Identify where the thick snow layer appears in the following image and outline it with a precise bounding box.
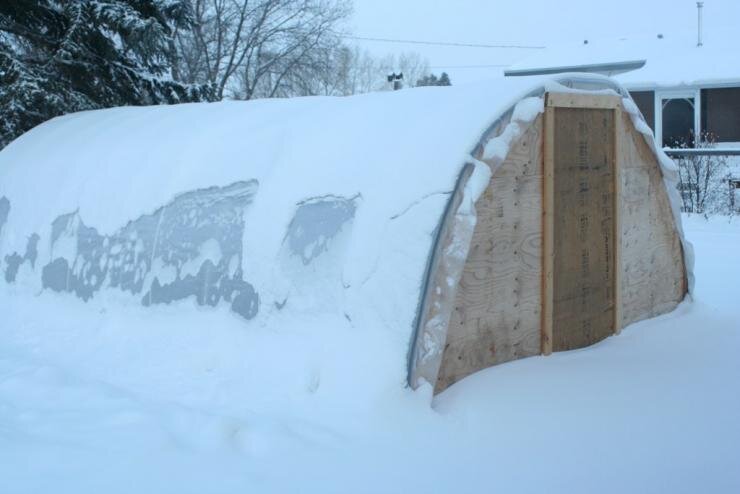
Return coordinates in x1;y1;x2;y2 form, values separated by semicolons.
0;76;568;349
0;215;737;493
508;30;740;89
0;79;553;248
482;96;544;162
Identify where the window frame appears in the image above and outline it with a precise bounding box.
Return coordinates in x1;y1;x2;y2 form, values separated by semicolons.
654;88;702;149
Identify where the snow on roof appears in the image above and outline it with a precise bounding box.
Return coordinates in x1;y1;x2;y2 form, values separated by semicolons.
0;77;547;349
0;78;559;249
507;31;740;90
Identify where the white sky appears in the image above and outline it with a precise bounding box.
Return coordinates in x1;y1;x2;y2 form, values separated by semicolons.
347;0;740;85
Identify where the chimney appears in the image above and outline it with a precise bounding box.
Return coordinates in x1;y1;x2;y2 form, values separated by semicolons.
697;2;704;47
387;72;403;91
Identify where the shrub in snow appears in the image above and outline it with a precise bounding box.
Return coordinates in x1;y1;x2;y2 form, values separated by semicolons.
673;132;733;215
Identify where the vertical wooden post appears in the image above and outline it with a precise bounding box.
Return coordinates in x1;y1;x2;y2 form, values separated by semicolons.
541;99;555;356
613;105;623;335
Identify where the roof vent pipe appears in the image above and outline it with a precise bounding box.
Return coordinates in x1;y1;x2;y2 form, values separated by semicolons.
697;2;704;47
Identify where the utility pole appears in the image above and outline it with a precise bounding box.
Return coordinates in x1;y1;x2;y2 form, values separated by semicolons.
697;2;704;47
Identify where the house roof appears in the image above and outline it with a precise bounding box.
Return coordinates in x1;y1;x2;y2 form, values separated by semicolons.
505;59;646;78
506;31;740;90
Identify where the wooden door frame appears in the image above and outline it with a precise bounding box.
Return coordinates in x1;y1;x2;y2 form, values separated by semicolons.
541;92;623;355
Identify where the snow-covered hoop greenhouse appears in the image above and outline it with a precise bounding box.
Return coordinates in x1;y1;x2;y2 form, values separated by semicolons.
0;74;692;393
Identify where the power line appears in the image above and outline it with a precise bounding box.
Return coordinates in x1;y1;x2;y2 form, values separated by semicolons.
339;34;545;50
429;64;510;69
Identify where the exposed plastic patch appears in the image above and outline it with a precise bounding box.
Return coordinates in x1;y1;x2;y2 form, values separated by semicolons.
0;197;8;232
31;181;260;319
4;234;38;283
284;196;357;265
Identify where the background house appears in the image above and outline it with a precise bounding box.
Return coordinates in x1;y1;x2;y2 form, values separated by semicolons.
506;29;740;213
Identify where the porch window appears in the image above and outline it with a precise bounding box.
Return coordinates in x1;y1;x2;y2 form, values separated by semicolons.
701;88;740;143
649;87;740;148
656;90;700;149
661;97;695;147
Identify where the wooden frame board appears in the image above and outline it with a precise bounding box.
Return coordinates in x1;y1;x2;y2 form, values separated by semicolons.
546;93;622;110
542;93;620;353
542;106;555;355
613;105;623;334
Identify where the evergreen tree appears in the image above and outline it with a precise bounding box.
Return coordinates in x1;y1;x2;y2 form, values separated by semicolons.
0;1;214;149
416;72;452;87
416;74;438;87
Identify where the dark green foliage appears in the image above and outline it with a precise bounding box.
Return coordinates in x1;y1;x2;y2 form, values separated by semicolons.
416;71;452;87
0;1;215;149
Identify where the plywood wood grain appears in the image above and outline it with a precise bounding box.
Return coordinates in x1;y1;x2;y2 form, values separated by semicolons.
617;112;686;326
435;116;543;392
551;107;615;351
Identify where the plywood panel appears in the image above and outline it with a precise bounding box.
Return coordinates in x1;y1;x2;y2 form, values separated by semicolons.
435;117;543;392
430;95;686;393
617;112;686;326
551;107;615;351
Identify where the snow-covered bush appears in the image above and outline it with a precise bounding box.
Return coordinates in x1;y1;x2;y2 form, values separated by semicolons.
673;132;734;215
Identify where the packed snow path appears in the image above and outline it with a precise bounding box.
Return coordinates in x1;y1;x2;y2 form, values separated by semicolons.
1;215;738;494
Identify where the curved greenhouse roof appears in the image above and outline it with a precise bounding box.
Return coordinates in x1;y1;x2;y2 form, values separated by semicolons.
0;73;690;392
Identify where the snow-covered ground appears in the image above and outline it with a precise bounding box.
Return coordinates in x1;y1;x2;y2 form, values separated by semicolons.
1;214;738;494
